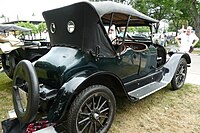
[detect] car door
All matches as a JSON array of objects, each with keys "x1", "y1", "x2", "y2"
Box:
[
  {"x1": 94, "y1": 43, "x2": 157, "y2": 81},
  {"x1": 95, "y1": 47, "x2": 140, "y2": 80}
]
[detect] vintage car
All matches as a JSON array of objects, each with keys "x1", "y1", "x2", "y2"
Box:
[
  {"x1": 10, "y1": 1, "x2": 190, "y2": 133},
  {"x1": 0, "y1": 24, "x2": 50, "y2": 78}
]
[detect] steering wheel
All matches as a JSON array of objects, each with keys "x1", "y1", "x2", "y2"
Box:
[
  {"x1": 111, "y1": 36, "x2": 127, "y2": 53},
  {"x1": 111, "y1": 36, "x2": 123, "y2": 45}
]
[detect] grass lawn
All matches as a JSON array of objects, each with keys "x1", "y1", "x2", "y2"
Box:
[
  {"x1": 0, "y1": 72, "x2": 200, "y2": 132},
  {"x1": 0, "y1": 72, "x2": 13, "y2": 123},
  {"x1": 109, "y1": 84, "x2": 200, "y2": 133}
]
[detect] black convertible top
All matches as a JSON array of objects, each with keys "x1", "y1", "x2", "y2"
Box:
[
  {"x1": 92, "y1": 1, "x2": 158, "y2": 26},
  {"x1": 43, "y1": 1, "x2": 158, "y2": 57}
]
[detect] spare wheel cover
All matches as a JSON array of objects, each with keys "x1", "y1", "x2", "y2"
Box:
[{"x1": 12, "y1": 60, "x2": 39, "y2": 123}]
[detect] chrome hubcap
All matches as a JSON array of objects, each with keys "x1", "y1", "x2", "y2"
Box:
[{"x1": 175, "y1": 62, "x2": 187, "y2": 87}]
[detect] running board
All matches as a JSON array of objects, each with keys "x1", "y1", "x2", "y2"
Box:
[{"x1": 128, "y1": 81, "x2": 167, "y2": 100}]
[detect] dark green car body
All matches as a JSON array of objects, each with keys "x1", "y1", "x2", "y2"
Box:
[
  {"x1": 31, "y1": 2, "x2": 191, "y2": 122},
  {"x1": 10, "y1": 1, "x2": 191, "y2": 132}
]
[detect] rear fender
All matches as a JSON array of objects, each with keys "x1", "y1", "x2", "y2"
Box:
[
  {"x1": 161, "y1": 53, "x2": 190, "y2": 83},
  {"x1": 47, "y1": 71, "x2": 126, "y2": 122}
]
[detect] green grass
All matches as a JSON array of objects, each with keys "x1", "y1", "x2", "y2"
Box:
[
  {"x1": 109, "y1": 84, "x2": 200, "y2": 132},
  {"x1": 0, "y1": 72, "x2": 13, "y2": 122},
  {"x1": 194, "y1": 42, "x2": 200, "y2": 48}
]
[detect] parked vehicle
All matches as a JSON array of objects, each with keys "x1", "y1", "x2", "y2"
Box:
[
  {"x1": 10, "y1": 1, "x2": 190, "y2": 133},
  {"x1": 0, "y1": 24, "x2": 50, "y2": 78}
]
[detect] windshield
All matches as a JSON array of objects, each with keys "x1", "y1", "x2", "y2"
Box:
[
  {"x1": 128, "y1": 26, "x2": 151, "y2": 41},
  {"x1": 104, "y1": 17, "x2": 152, "y2": 45}
]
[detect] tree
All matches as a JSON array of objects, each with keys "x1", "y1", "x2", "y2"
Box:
[
  {"x1": 17, "y1": 22, "x2": 38, "y2": 34},
  {"x1": 133, "y1": 0, "x2": 176, "y2": 32},
  {"x1": 167, "y1": 1, "x2": 186, "y2": 35},
  {"x1": 0, "y1": 14, "x2": 5, "y2": 18},
  {"x1": 17, "y1": 22, "x2": 38, "y2": 39},
  {"x1": 133, "y1": 0, "x2": 200, "y2": 38},
  {"x1": 128, "y1": 26, "x2": 150, "y2": 33},
  {"x1": 38, "y1": 22, "x2": 47, "y2": 39},
  {"x1": 180, "y1": 0, "x2": 200, "y2": 38}
]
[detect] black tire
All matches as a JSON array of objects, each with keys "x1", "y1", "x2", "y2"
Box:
[
  {"x1": 156, "y1": 45, "x2": 166, "y2": 68},
  {"x1": 12, "y1": 60, "x2": 39, "y2": 123},
  {"x1": 66, "y1": 85, "x2": 116, "y2": 133},
  {"x1": 1, "y1": 53, "x2": 15, "y2": 78},
  {"x1": 171, "y1": 58, "x2": 187, "y2": 90}
]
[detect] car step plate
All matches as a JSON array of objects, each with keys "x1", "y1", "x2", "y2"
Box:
[{"x1": 128, "y1": 81, "x2": 166, "y2": 100}]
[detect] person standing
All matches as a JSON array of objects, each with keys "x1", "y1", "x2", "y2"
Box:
[{"x1": 175, "y1": 26, "x2": 199, "y2": 53}]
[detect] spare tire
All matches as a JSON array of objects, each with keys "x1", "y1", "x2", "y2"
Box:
[
  {"x1": 156, "y1": 45, "x2": 166, "y2": 68},
  {"x1": 12, "y1": 60, "x2": 39, "y2": 123}
]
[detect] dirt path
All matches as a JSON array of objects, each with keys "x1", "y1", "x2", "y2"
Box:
[{"x1": 109, "y1": 84, "x2": 200, "y2": 133}]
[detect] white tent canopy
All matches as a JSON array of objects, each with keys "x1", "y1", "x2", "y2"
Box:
[{"x1": 0, "y1": 24, "x2": 31, "y2": 32}]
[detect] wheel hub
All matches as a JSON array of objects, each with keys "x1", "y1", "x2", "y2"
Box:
[
  {"x1": 93, "y1": 112, "x2": 99, "y2": 120},
  {"x1": 89, "y1": 111, "x2": 100, "y2": 122},
  {"x1": 179, "y1": 67, "x2": 184, "y2": 75}
]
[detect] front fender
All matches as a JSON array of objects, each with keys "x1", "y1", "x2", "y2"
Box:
[
  {"x1": 47, "y1": 70, "x2": 126, "y2": 122},
  {"x1": 161, "y1": 53, "x2": 190, "y2": 84}
]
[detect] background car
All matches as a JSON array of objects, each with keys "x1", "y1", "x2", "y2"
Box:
[{"x1": 0, "y1": 24, "x2": 50, "y2": 78}]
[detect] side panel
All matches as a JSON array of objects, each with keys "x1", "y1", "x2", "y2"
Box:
[
  {"x1": 94, "y1": 48, "x2": 140, "y2": 78},
  {"x1": 139, "y1": 45, "x2": 157, "y2": 76},
  {"x1": 47, "y1": 53, "x2": 190, "y2": 122},
  {"x1": 125, "y1": 53, "x2": 190, "y2": 100},
  {"x1": 47, "y1": 71, "x2": 126, "y2": 122},
  {"x1": 125, "y1": 70, "x2": 163, "y2": 92}
]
